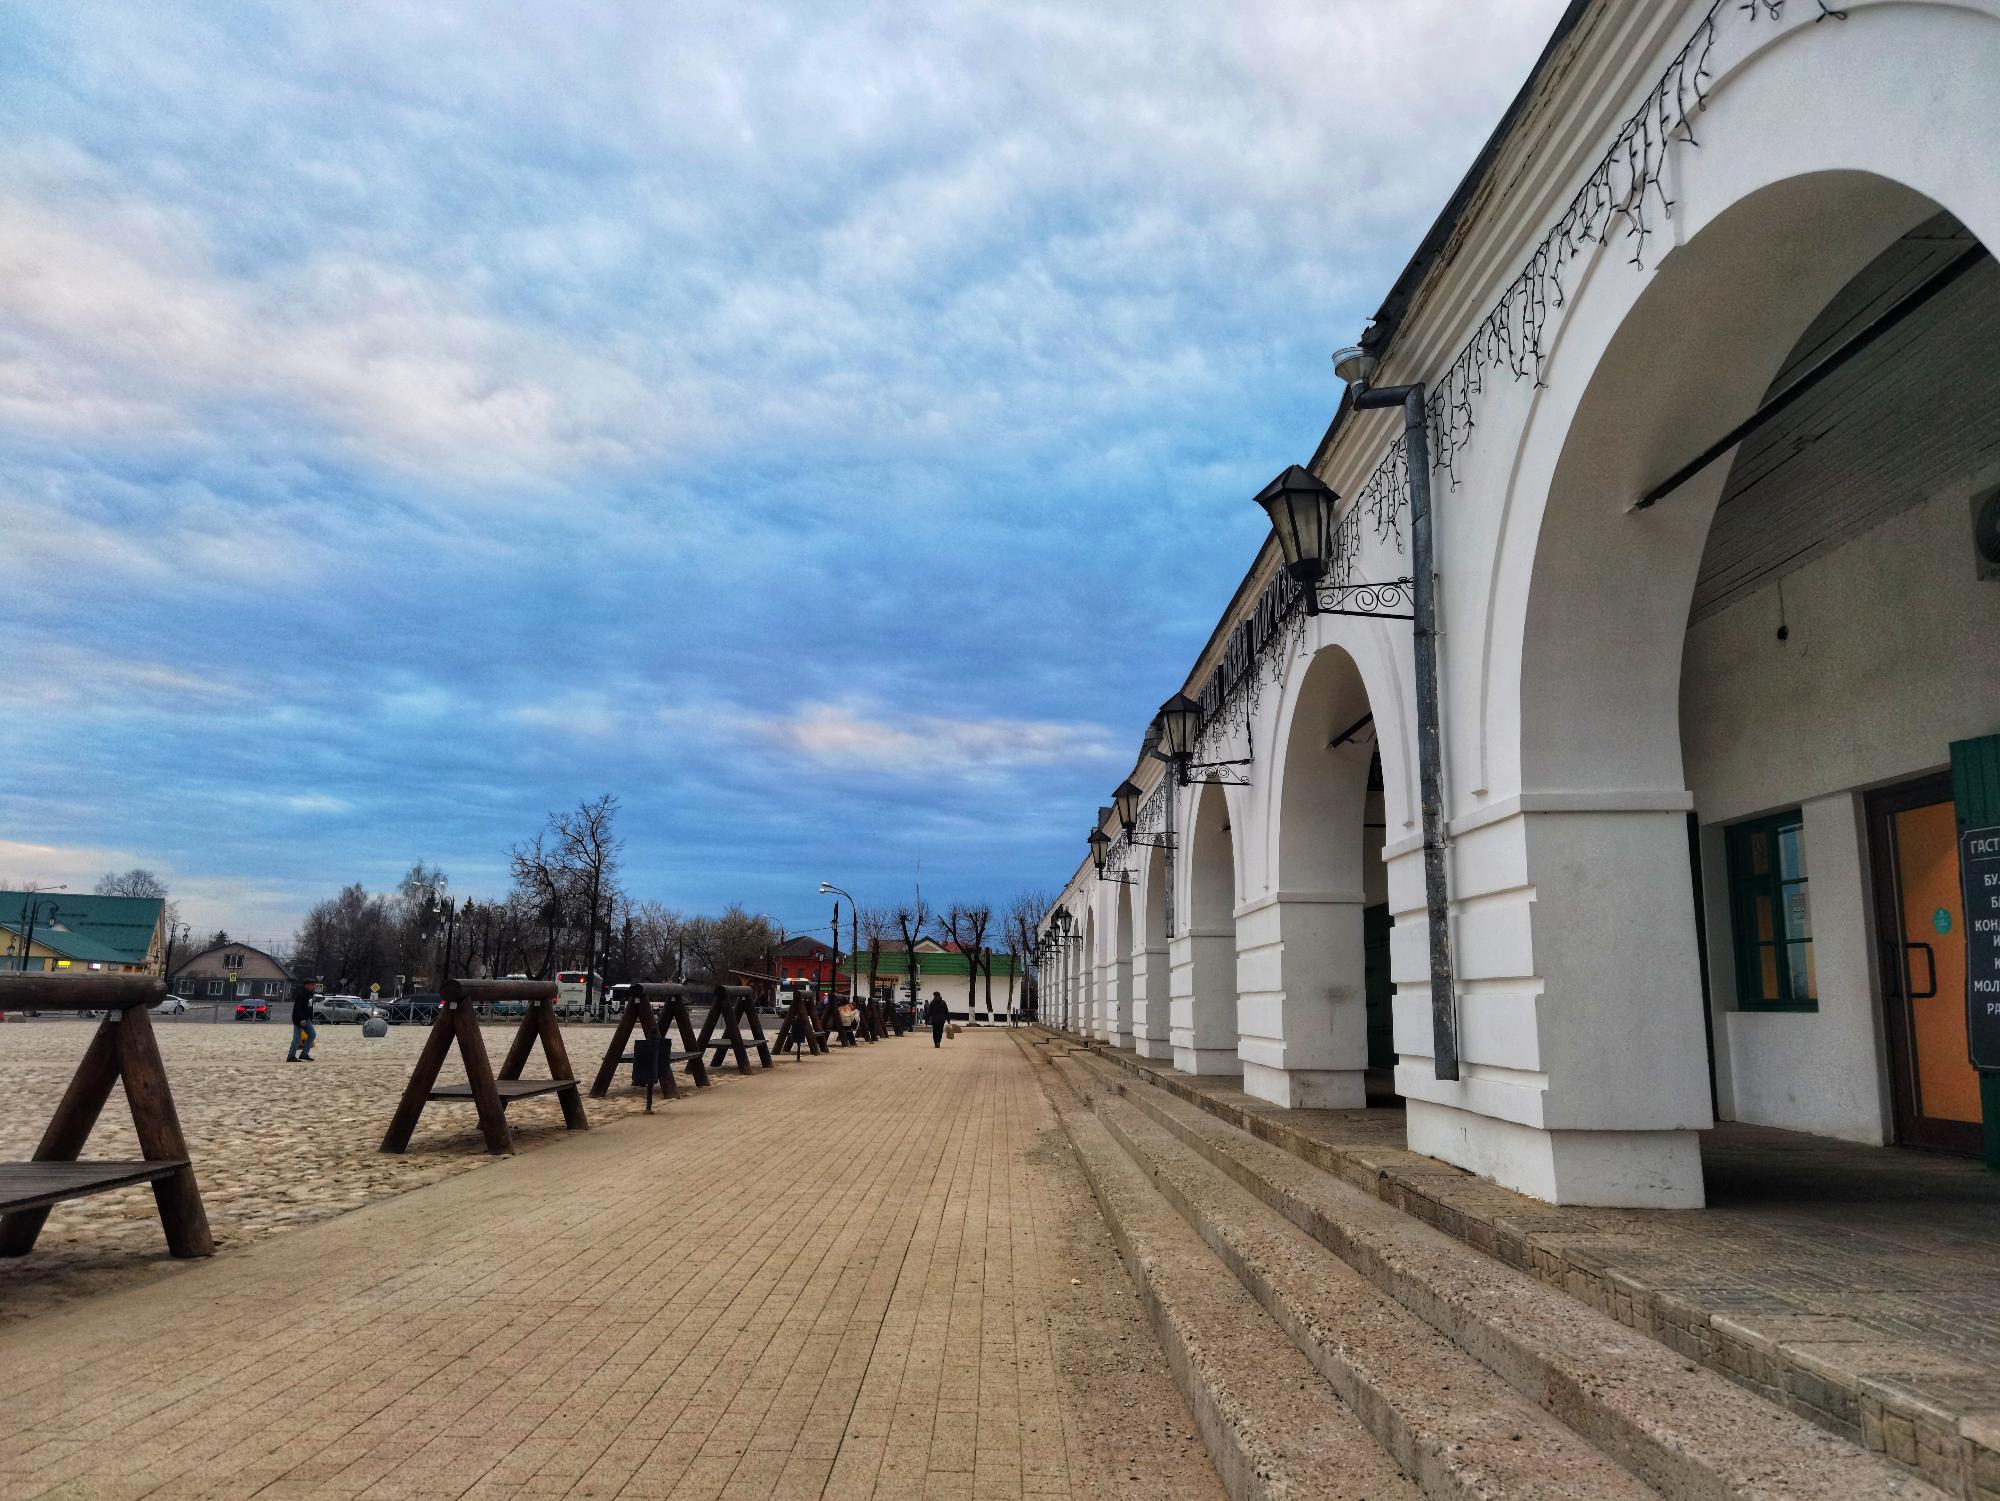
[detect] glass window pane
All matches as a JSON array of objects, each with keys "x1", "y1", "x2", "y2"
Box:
[
  {"x1": 1749, "y1": 830, "x2": 1771, "y2": 876},
  {"x1": 1783, "y1": 883, "x2": 1811, "y2": 942},
  {"x1": 1787, "y1": 941, "x2": 1816, "y2": 1004},
  {"x1": 1755, "y1": 893, "x2": 1775, "y2": 943},
  {"x1": 1758, "y1": 944, "x2": 1780, "y2": 1001},
  {"x1": 1778, "y1": 822, "x2": 1806, "y2": 880}
]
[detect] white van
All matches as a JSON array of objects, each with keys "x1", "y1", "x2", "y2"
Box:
[{"x1": 554, "y1": 970, "x2": 603, "y2": 1019}]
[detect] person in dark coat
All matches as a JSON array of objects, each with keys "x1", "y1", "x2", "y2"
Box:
[
  {"x1": 286, "y1": 980, "x2": 319, "y2": 1062},
  {"x1": 924, "y1": 990, "x2": 950, "y2": 1048}
]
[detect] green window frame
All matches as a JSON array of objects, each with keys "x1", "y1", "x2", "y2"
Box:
[{"x1": 1724, "y1": 809, "x2": 1818, "y2": 1012}]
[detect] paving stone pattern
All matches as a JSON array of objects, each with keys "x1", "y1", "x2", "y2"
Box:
[
  {"x1": 0, "y1": 1029, "x2": 1222, "y2": 1500},
  {"x1": 1081, "y1": 1040, "x2": 2000, "y2": 1500}
]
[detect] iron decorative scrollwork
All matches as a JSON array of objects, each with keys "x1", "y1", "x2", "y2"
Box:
[
  {"x1": 1316, "y1": 578, "x2": 1414, "y2": 620},
  {"x1": 1349, "y1": 0, "x2": 1847, "y2": 506},
  {"x1": 1094, "y1": 828, "x2": 1136, "y2": 886},
  {"x1": 1164, "y1": 0, "x2": 1848, "y2": 793},
  {"x1": 1130, "y1": 780, "x2": 1174, "y2": 848}
]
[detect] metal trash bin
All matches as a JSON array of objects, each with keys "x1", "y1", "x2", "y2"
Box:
[{"x1": 631, "y1": 1036, "x2": 669, "y2": 1110}]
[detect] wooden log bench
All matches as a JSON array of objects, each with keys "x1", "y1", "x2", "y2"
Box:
[
  {"x1": 771, "y1": 986, "x2": 830, "y2": 1057},
  {"x1": 817, "y1": 995, "x2": 860, "y2": 1048},
  {"x1": 694, "y1": 984, "x2": 773, "y2": 1074},
  {"x1": 591, "y1": 983, "x2": 713, "y2": 1098},
  {"x1": 0, "y1": 974, "x2": 214, "y2": 1260},
  {"x1": 380, "y1": 977, "x2": 587, "y2": 1155}
]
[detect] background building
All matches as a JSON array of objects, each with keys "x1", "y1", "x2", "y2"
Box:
[
  {"x1": 0, "y1": 890, "x2": 165, "y2": 974},
  {"x1": 1043, "y1": 0, "x2": 2000, "y2": 1206},
  {"x1": 169, "y1": 941, "x2": 293, "y2": 1003}
]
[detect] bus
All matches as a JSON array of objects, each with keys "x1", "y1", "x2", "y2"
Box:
[{"x1": 554, "y1": 970, "x2": 603, "y2": 1019}]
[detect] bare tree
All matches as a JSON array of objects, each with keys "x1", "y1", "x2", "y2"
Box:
[
  {"x1": 508, "y1": 830, "x2": 570, "y2": 980},
  {"x1": 1004, "y1": 889, "x2": 1052, "y2": 1023},
  {"x1": 95, "y1": 868, "x2": 166, "y2": 898},
  {"x1": 552, "y1": 795, "x2": 622, "y2": 1013},
  {"x1": 859, "y1": 905, "x2": 894, "y2": 1005},
  {"x1": 933, "y1": 902, "x2": 992, "y2": 1018},
  {"x1": 892, "y1": 898, "x2": 932, "y2": 1009}
]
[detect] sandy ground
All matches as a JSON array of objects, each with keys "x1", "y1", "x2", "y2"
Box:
[{"x1": 0, "y1": 1013, "x2": 721, "y2": 1323}]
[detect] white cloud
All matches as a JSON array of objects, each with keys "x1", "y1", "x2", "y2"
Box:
[
  {"x1": 0, "y1": 645, "x2": 245, "y2": 710},
  {"x1": 751, "y1": 700, "x2": 1120, "y2": 779},
  {"x1": 0, "y1": 192, "x2": 680, "y2": 484}
]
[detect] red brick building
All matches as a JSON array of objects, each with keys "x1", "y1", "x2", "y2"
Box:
[{"x1": 775, "y1": 935, "x2": 847, "y2": 994}]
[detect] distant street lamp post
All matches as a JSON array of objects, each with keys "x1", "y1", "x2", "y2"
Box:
[
  {"x1": 819, "y1": 882, "x2": 860, "y2": 1004},
  {"x1": 16, "y1": 886, "x2": 65, "y2": 973}
]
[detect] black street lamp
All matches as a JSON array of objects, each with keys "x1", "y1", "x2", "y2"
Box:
[
  {"x1": 1112, "y1": 780, "x2": 1142, "y2": 834},
  {"x1": 15, "y1": 886, "x2": 65, "y2": 972},
  {"x1": 1253, "y1": 464, "x2": 1339, "y2": 595},
  {"x1": 819, "y1": 882, "x2": 860, "y2": 1006}
]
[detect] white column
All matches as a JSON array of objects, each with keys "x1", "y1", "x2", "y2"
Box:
[
  {"x1": 1235, "y1": 891, "x2": 1370, "y2": 1108},
  {"x1": 1171, "y1": 925, "x2": 1240, "y2": 1074},
  {"x1": 1132, "y1": 942, "x2": 1172, "y2": 1058},
  {"x1": 1112, "y1": 947, "x2": 1134, "y2": 1050},
  {"x1": 1397, "y1": 806, "x2": 1711, "y2": 1208}
]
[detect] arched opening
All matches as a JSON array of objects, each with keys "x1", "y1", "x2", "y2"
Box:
[
  {"x1": 1135, "y1": 846, "x2": 1172, "y2": 1058},
  {"x1": 1113, "y1": 877, "x2": 1135, "y2": 1049},
  {"x1": 1512, "y1": 169, "x2": 2000, "y2": 1193},
  {"x1": 1244, "y1": 642, "x2": 1397, "y2": 1108},
  {"x1": 1175, "y1": 778, "x2": 1241, "y2": 1075}
]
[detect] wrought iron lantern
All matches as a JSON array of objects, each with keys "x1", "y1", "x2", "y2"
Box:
[
  {"x1": 1087, "y1": 826, "x2": 1110, "y2": 875},
  {"x1": 1153, "y1": 693, "x2": 1203, "y2": 762},
  {"x1": 1112, "y1": 780, "x2": 1142, "y2": 833},
  {"x1": 1252, "y1": 465, "x2": 1339, "y2": 597}
]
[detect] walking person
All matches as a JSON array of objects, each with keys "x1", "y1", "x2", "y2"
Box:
[
  {"x1": 286, "y1": 979, "x2": 319, "y2": 1063},
  {"x1": 924, "y1": 990, "x2": 950, "y2": 1049}
]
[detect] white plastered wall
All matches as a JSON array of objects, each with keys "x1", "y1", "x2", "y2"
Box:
[{"x1": 1685, "y1": 483, "x2": 2000, "y2": 1141}]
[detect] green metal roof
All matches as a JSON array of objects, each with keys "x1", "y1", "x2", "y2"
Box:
[
  {"x1": 840, "y1": 951, "x2": 1017, "y2": 979},
  {"x1": 0, "y1": 891, "x2": 163, "y2": 967}
]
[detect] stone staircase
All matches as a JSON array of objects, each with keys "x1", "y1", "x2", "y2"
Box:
[{"x1": 1017, "y1": 1033, "x2": 1949, "y2": 1501}]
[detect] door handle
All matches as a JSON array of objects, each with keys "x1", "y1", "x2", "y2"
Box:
[{"x1": 1905, "y1": 942, "x2": 1937, "y2": 999}]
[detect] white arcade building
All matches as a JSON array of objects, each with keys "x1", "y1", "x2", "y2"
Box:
[{"x1": 1039, "y1": 0, "x2": 2000, "y2": 1207}]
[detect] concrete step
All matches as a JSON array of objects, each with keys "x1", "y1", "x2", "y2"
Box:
[
  {"x1": 1050, "y1": 1053, "x2": 1663, "y2": 1501},
  {"x1": 1026, "y1": 1037, "x2": 1422, "y2": 1500},
  {"x1": 1061, "y1": 1045, "x2": 1950, "y2": 1501}
]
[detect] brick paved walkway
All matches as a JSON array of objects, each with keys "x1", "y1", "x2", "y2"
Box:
[{"x1": 0, "y1": 1031, "x2": 1222, "y2": 1501}]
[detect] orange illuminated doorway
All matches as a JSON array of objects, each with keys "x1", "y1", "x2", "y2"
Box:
[{"x1": 1869, "y1": 774, "x2": 1980, "y2": 1153}]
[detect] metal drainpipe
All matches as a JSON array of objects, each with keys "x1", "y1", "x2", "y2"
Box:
[{"x1": 1353, "y1": 381, "x2": 1460, "y2": 1080}]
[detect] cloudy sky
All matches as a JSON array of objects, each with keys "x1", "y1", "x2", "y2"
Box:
[{"x1": 0, "y1": 1, "x2": 1568, "y2": 943}]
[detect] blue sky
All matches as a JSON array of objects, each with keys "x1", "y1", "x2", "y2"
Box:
[{"x1": 0, "y1": 2, "x2": 1568, "y2": 943}]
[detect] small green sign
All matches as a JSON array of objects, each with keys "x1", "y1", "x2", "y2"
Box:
[{"x1": 1934, "y1": 907, "x2": 1953, "y2": 936}]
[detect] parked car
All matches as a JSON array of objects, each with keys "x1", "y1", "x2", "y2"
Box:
[
  {"x1": 158, "y1": 995, "x2": 189, "y2": 1017},
  {"x1": 313, "y1": 994, "x2": 384, "y2": 1024},
  {"x1": 235, "y1": 1000, "x2": 270, "y2": 1021},
  {"x1": 893, "y1": 998, "x2": 918, "y2": 1030},
  {"x1": 385, "y1": 993, "x2": 439, "y2": 1025}
]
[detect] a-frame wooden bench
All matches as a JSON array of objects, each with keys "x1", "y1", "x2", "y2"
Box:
[
  {"x1": 694, "y1": 984, "x2": 773, "y2": 1074},
  {"x1": 0, "y1": 974, "x2": 213, "y2": 1260},
  {"x1": 818, "y1": 993, "x2": 860, "y2": 1048},
  {"x1": 771, "y1": 983, "x2": 829, "y2": 1057},
  {"x1": 590, "y1": 982, "x2": 713, "y2": 1098},
  {"x1": 381, "y1": 977, "x2": 587, "y2": 1155}
]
